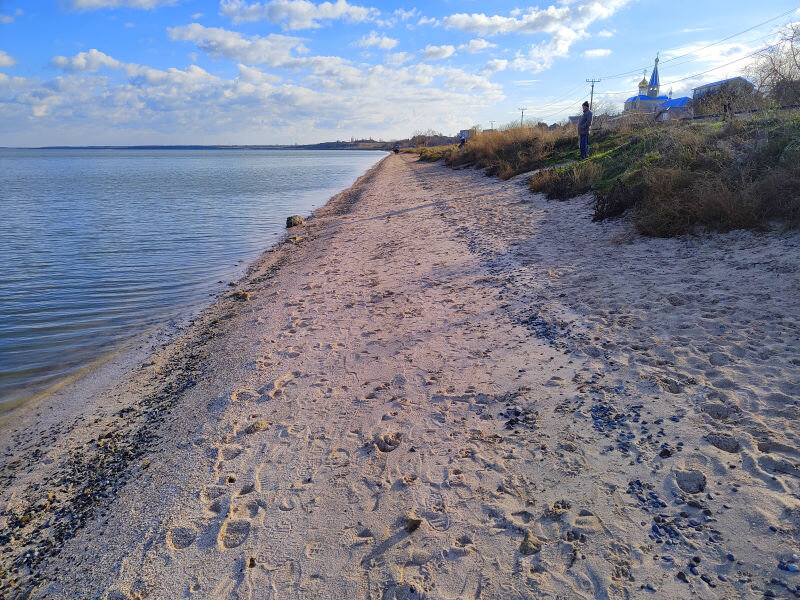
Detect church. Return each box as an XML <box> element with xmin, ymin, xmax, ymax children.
<box><xmin>624</xmin><ymin>56</ymin><xmax>691</xmax><ymax>117</ymax></box>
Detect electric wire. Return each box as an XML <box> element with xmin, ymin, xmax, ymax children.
<box><xmin>596</xmin><ymin>6</ymin><xmax>798</xmax><ymax>80</ymax></box>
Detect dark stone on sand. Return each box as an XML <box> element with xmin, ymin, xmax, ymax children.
<box><xmin>405</xmin><ymin>517</ymin><xmax>423</xmax><ymax>533</ymax></box>
<box><xmin>676</xmin><ymin>470</ymin><xmax>707</xmax><ymax>494</ymax></box>
<box><xmin>286</xmin><ymin>215</ymin><xmax>305</xmax><ymax>228</ymax></box>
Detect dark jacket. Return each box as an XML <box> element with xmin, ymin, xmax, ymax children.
<box><xmin>578</xmin><ymin>109</ymin><xmax>593</xmax><ymax>135</ymax></box>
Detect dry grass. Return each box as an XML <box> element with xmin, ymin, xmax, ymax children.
<box><xmin>445</xmin><ymin>125</ymin><xmax>575</xmax><ymax>179</ymax></box>
<box><xmin>412</xmin><ymin>145</ymin><xmax>457</xmax><ymax>162</ymax></box>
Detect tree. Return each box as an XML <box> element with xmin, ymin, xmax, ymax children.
<box><xmin>750</xmin><ymin>23</ymin><xmax>800</xmax><ymax>107</ymax></box>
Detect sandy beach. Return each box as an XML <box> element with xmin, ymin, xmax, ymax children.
<box><xmin>1</xmin><ymin>153</ymin><xmax>799</xmax><ymax>599</ymax></box>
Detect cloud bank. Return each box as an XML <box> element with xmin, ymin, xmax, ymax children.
<box><xmin>219</xmin><ymin>0</ymin><xmax>378</xmax><ymax>30</ymax></box>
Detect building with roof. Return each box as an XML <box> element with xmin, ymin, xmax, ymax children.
<box><xmin>624</xmin><ymin>56</ymin><xmax>670</xmax><ymax>113</ymax></box>
<box><xmin>624</xmin><ymin>56</ymin><xmax>692</xmax><ymax>117</ymax></box>
<box><xmin>692</xmin><ymin>76</ymin><xmax>754</xmax><ymax>100</ymax></box>
<box><xmin>692</xmin><ymin>76</ymin><xmax>756</xmax><ymax>116</ymax></box>
<box><xmin>657</xmin><ymin>94</ymin><xmax>693</xmax><ymax>121</ymax></box>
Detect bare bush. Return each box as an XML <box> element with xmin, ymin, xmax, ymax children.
<box><xmin>749</xmin><ymin>24</ymin><xmax>800</xmax><ymax>106</ymax></box>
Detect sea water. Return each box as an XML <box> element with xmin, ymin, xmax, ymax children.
<box><xmin>0</xmin><ymin>148</ymin><xmax>386</xmax><ymax>414</ymax></box>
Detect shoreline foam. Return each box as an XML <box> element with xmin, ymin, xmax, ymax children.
<box><xmin>2</xmin><ymin>154</ymin><xmax>798</xmax><ymax>599</ymax></box>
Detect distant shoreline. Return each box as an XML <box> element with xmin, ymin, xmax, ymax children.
<box><xmin>1</xmin><ymin>143</ymin><xmax>393</xmax><ymax>151</ymax></box>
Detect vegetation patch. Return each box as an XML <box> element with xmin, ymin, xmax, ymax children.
<box><xmin>524</xmin><ymin>111</ymin><xmax>800</xmax><ymax>236</ymax></box>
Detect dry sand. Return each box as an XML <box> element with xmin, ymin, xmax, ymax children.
<box><xmin>1</xmin><ymin>153</ymin><xmax>799</xmax><ymax>599</ymax></box>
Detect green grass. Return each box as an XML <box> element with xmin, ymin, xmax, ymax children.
<box><xmin>523</xmin><ymin>112</ymin><xmax>800</xmax><ymax>236</ymax></box>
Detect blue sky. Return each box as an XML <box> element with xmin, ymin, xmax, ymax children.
<box><xmin>1</xmin><ymin>0</ymin><xmax>798</xmax><ymax>145</ymax></box>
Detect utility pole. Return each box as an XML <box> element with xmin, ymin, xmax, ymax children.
<box><xmin>585</xmin><ymin>79</ymin><xmax>601</xmax><ymax>110</ymax></box>
<box><xmin>518</xmin><ymin>107</ymin><xmax>527</xmax><ymax>127</ymax></box>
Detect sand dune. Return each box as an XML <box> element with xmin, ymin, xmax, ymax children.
<box><xmin>1</xmin><ymin>154</ymin><xmax>799</xmax><ymax>599</ymax></box>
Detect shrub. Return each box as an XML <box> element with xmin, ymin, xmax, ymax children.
<box><xmin>447</xmin><ymin>125</ymin><xmax>566</xmax><ymax>179</ymax></box>
<box><xmin>441</xmin><ymin>110</ymin><xmax>800</xmax><ymax>236</ymax></box>
<box><xmin>530</xmin><ymin>160</ymin><xmax>603</xmax><ymax>200</ymax></box>
<box><xmin>416</xmin><ymin>145</ymin><xmax>456</xmax><ymax>162</ymax></box>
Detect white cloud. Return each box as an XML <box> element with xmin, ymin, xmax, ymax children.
<box><xmin>192</xmin><ymin>13</ymin><xmax>204</xmax><ymax>19</ymax></box>
<box><xmin>597</xmin><ymin>29</ymin><xmax>614</xmax><ymax>37</ymax></box>
<box><xmin>679</xmin><ymin>27</ymin><xmax>711</xmax><ymax>34</ymax></box>
<box><xmin>417</xmin><ymin>16</ymin><xmax>438</xmax><ymax>26</ymax></box>
<box><xmin>6</xmin><ymin>45</ymin><xmax>504</xmax><ymax>145</ymax></box>
<box><xmin>355</xmin><ymin>31</ymin><xmax>398</xmax><ymax>50</ymax></box>
<box><xmin>1</xmin><ymin>9</ymin><xmax>23</xmax><ymax>23</ymax></box>
<box><xmin>385</xmin><ymin>51</ymin><xmax>411</xmax><ymax>67</ymax></box>
<box><xmin>69</xmin><ymin>0</ymin><xmax>178</xmax><ymax>9</ymax></box>
<box><xmin>444</xmin><ymin>0</ymin><xmax>631</xmax><ymax>35</ymax></box>
<box><xmin>458</xmin><ymin>38</ymin><xmax>496</xmax><ymax>53</ymax></box>
<box><xmin>168</xmin><ymin>24</ymin><xmax>309</xmax><ymax>65</ymax></box>
<box><xmin>375</xmin><ymin>7</ymin><xmax>419</xmax><ymax>27</ymax></box>
<box><xmin>583</xmin><ymin>48</ymin><xmax>611</xmax><ymax>58</ymax></box>
<box><xmin>52</xmin><ymin>49</ymin><xmax>124</xmax><ymax>72</ymax></box>
<box><xmin>0</xmin><ymin>50</ymin><xmax>17</xmax><ymax>67</ymax></box>
<box><xmin>219</xmin><ymin>0</ymin><xmax>379</xmax><ymax>30</ymax></box>
<box><xmin>441</xmin><ymin>0</ymin><xmax>630</xmax><ymax>71</ymax></box>
<box><xmin>393</xmin><ymin>8</ymin><xmax>419</xmax><ymax>21</ymax></box>
<box><xmin>504</xmin><ymin>28</ymin><xmax>585</xmax><ymax>73</ymax></box>
<box><xmin>422</xmin><ymin>44</ymin><xmax>455</xmax><ymax>61</ymax></box>
<box><xmin>483</xmin><ymin>59</ymin><xmax>508</xmax><ymax>73</ymax></box>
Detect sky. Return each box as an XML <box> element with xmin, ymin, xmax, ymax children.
<box><xmin>0</xmin><ymin>0</ymin><xmax>798</xmax><ymax>146</ymax></box>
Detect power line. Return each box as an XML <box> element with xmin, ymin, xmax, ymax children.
<box><xmin>526</xmin><ymin>84</ymin><xmax>588</xmax><ymax>112</ymax></box>
<box><xmin>586</xmin><ymin>78</ymin><xmax>602</xmax><ymax>109</ymax></box>
<box><xmin>538</xmin><ymin>93</ymin><xmax>591</xmax><ymax>123</ymax></box>
<box><xmin>597</xmin><ymin>6</ymin><xmax>798</xmax><ymax>80</ymax></box>
<box><xmin>661</xmin><ymin>38</ymin><xmax>785</xmax><ymax>86</ymax></box>
<box><xmin>591</xmin><ymin>37</ymin><xmax>788</xmax><ymax>99</ymax></box>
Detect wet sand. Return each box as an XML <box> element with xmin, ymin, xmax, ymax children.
<box><xmin>1</xmin><ymin>153</ymin><xmax>799</xmax><ymax>599</ymax></box>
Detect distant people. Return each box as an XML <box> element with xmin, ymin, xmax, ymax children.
<box><xmin>578</xmin><ymin>101</ymin><xmax>593</xmax><ymax>159</ymax></box>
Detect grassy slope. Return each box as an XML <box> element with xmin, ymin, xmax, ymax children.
<box><xmin>430</xmin><ymin>112</ymin><xmax>800</xmax><ymax>237</ymax></box>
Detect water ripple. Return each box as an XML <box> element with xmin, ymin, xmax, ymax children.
<box><xmin>0</xmin><ymin>148</ymin><xmax>385</xmax><ymax>412</ymax></box>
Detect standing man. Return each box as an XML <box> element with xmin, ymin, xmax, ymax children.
<box><xmin>578</xmin><ymin>100</ymin><xmax>593</xmax><ymax>159</ymax></box>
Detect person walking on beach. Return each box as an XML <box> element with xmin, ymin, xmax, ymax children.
<box><xmin>578</xmin><ymin>100</ymin><xmax>593</xmax><ymax>160</ymax></box>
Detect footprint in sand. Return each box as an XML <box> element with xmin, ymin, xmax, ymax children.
<box><xmin>278</xmin><ymin>494</ymin><xmax>299</xmax><ymax>511</ymax></box>
<box><xmin>230</xmin><ymin>389</ymin><xmax>261</xmax><ymax>403</ymax></box>
<box><xmin>231</xmin><ymin>500</ymin><xmax>260</xmax><ymax>519</ymax></box>
<box><xmin>325</xmin><ymin>448</ymin><xmax>351</xmax><ymax>470</ymax></box>
<box><xmin>253</xmin><ymin>356</ymin><xmax>274</xmax><ymax>370</ymax></box>
<box><xmin>219</xmin><ymin>519</ymin><xmax>252</xmax><ymax>549</ymax></box>
<box><xmin>374</xmin><ymin>432</ymin><xmax>402</xmax><ymax>453</ymax></box>
<box><xmin>218</xmin><ymin>444</ymin><xmax>244</xmax><ymax>461</ymax></box>
<box><xmin>420</xmin><ymin>489</ymin><xmax>451</xmax><ymax>531</ymax></box>
<box><xmin>167</xmin><ymin>525</ymin><xmax>197</xmax><ymax>549</ymax></box>
<box><xmin>201</xmin><ymin>484</ymin><xmax>227</xmax><ymax>503</ymax></box>
<box><xmin>262</xmin><ymin>373</ymin><xmax>298</xmax><ymax>399</ymax></box>
<box><xmin>704</xmin><ymin>432</ymin><xmax>740</xmax><ymax>453</ymax></box>
<box><xmin>279</xmin><ymin>346</ymin><xmax>302</xmax><ymax>358</ymax></box>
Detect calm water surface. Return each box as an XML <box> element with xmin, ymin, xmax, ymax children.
<box><xmin>0</xmin><ymin>149</ymin><xmax>386</xmax><ymax>413</ymax></box>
